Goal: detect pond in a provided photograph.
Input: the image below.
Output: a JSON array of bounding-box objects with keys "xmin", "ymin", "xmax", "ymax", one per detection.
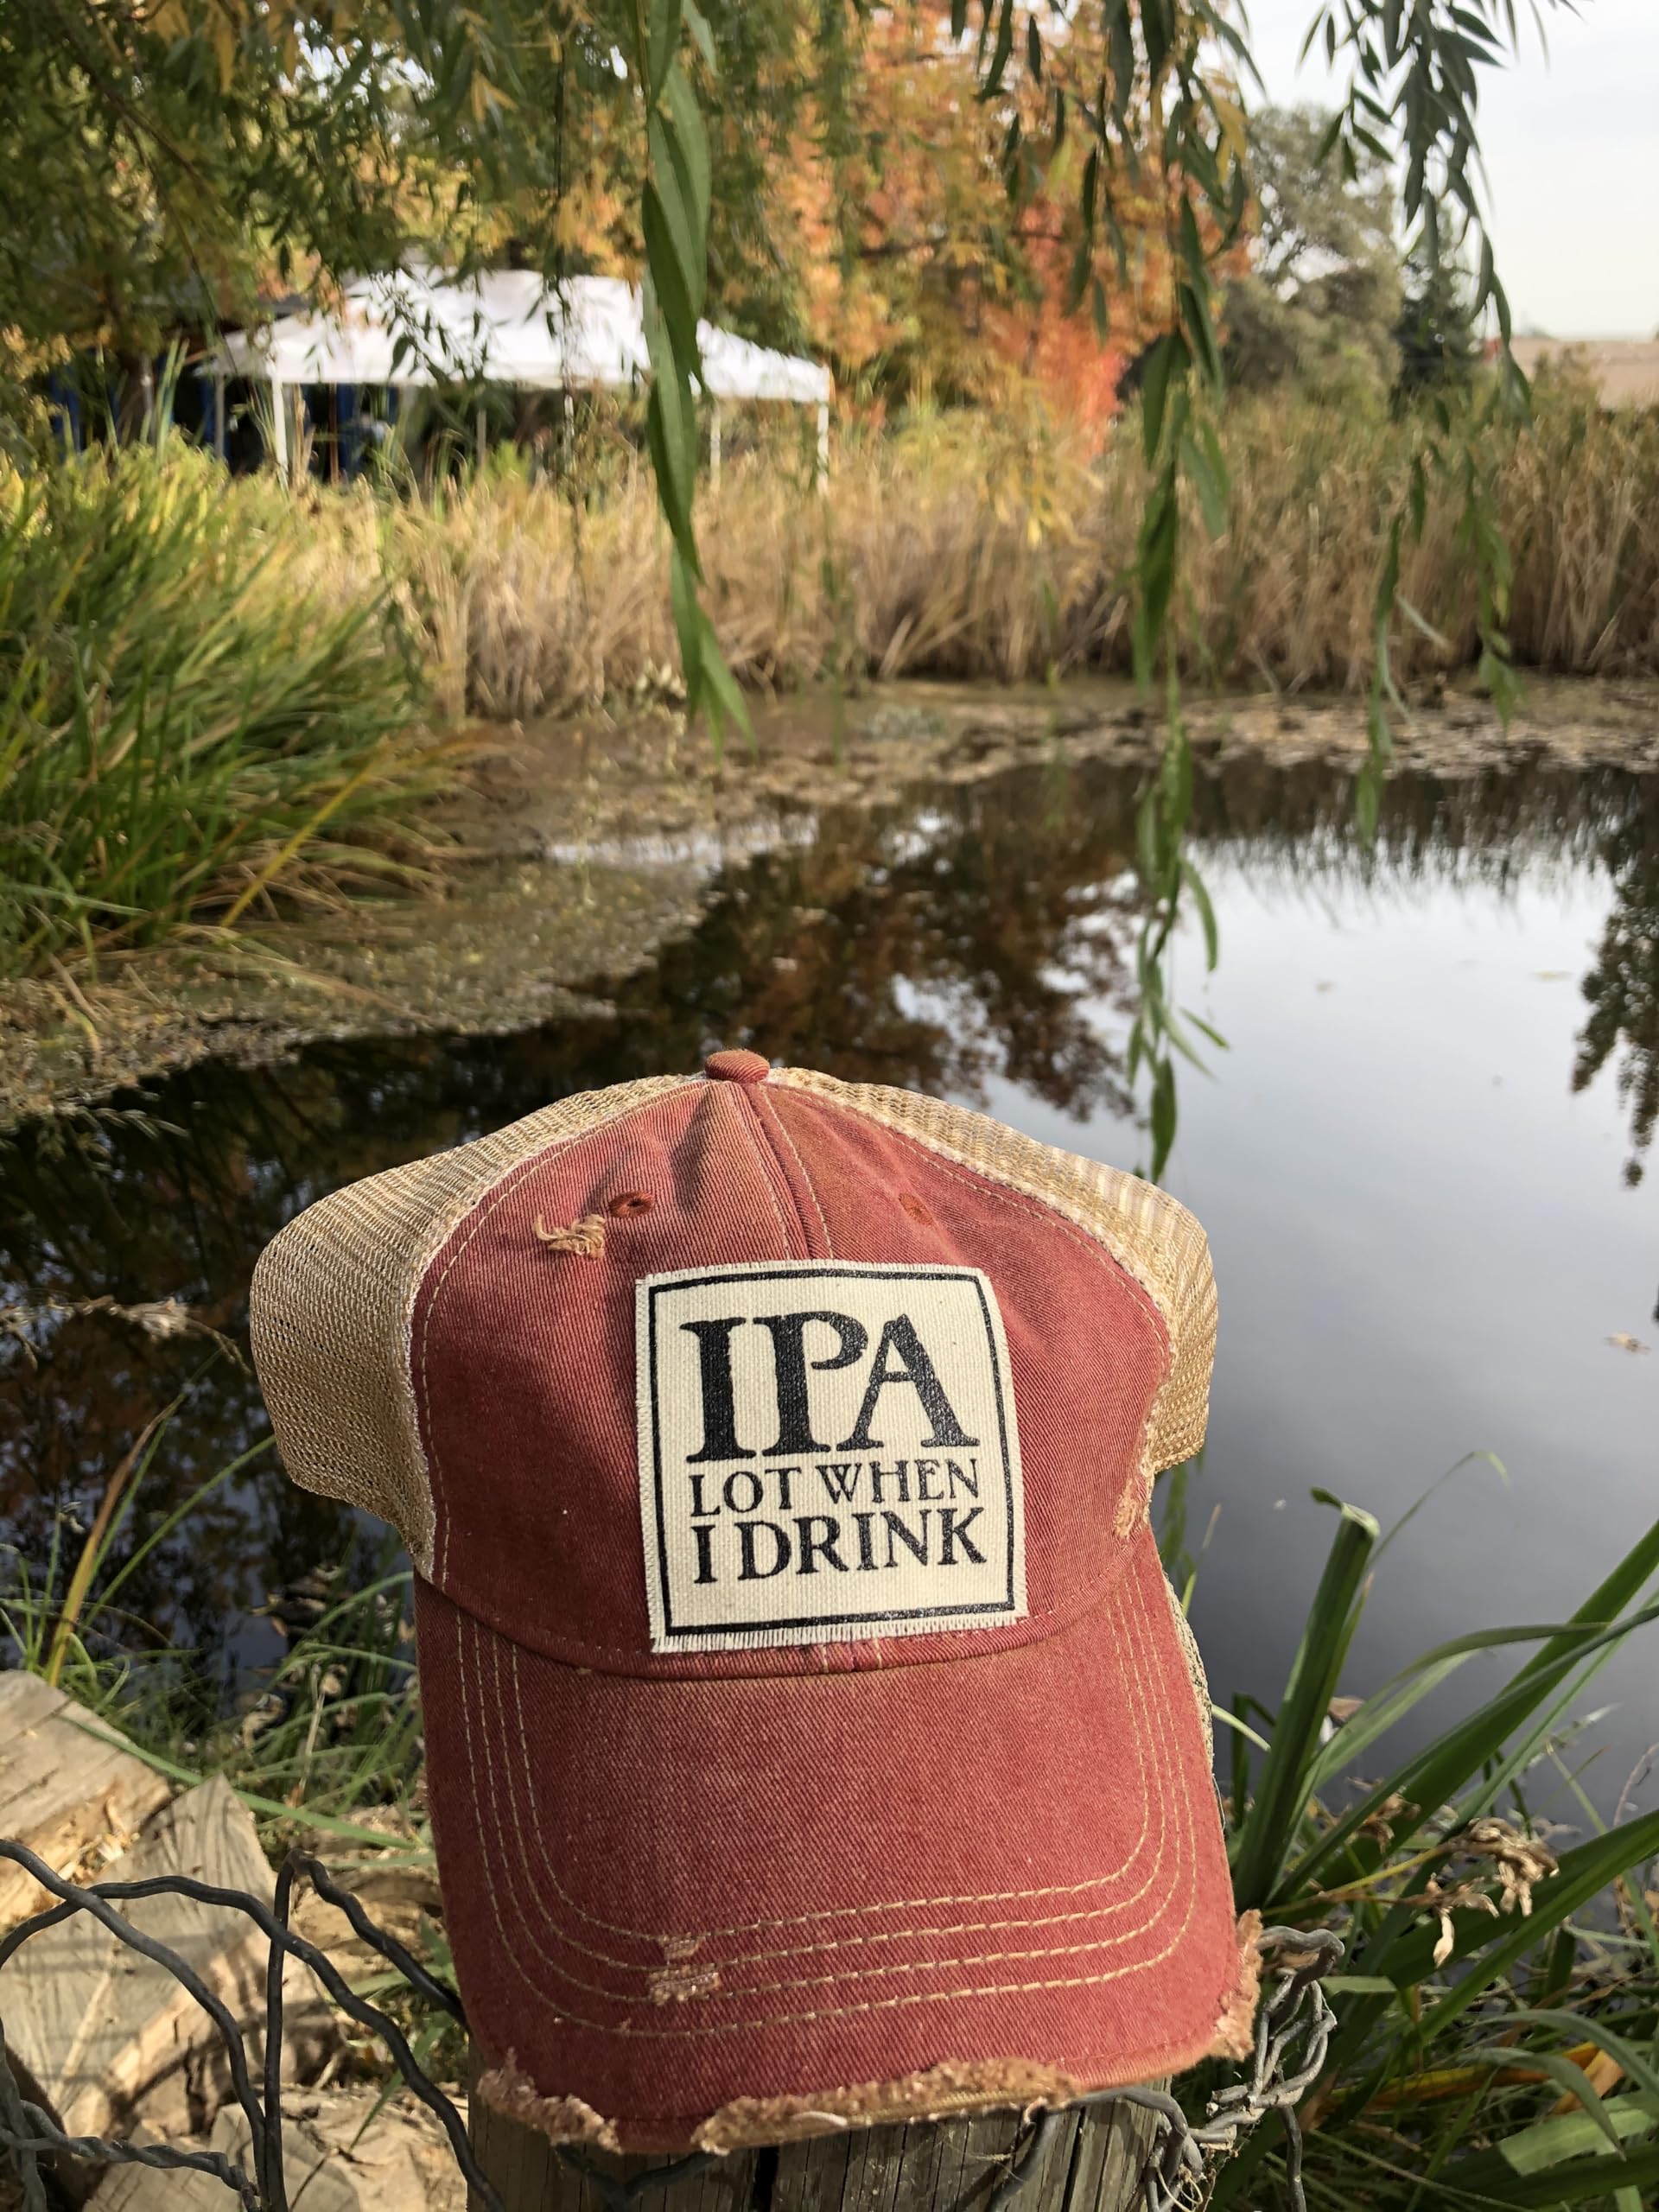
[{"xmin": 3, "ymin": 744, "xmax": 1656, "ymax": 1812}]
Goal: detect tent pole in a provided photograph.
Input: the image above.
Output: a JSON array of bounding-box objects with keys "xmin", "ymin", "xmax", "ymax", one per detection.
[
  {"xmin": 709, "ymin": 402, "xmax": 721, "ymax": 488},
  {"xmin": 816, "ymin": 399, "xmax": 830, "ymax": 491},
  {"xmin": 270, "ymin": 377, "xmax": 289, "ymax": 477},
  {"xmin": 213, "ymin": 367, "xmax": 228, "ymax": 461}
]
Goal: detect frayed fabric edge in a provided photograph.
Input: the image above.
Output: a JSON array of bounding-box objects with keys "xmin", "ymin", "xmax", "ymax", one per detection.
[
  {"xmin": 474, "ymin": 2057, "xmax": 624, "ymax": 2153},
  {"xmin": 474, "ymin": 1911, "xmax": 1266, "ymax": 2157},
  {"xmin": 694, "ymin": 2056, "xmax": 1085, "ymax": 2153},
  {"xmin": 1211, "ymin": 1908, "xmax": 1264, "ymax": 2061}
]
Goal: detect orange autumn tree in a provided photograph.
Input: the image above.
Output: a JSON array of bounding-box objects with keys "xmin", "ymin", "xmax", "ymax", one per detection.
[{"xmin": 753, "ymin": 4, "xmax": 1201, "ymax": 432}]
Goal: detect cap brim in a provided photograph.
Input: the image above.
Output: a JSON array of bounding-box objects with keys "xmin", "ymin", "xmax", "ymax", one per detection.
[{"xmin": 416, "ymin": 1525, "xmax": 1254, "ymax": 2154}]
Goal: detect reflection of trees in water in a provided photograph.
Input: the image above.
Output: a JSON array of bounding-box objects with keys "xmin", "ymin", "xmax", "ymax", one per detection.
[
  {"xmin": 1181, "ymin": 751, "xmax": 1659, "ymax": 1191},
  {"xmin": 1183, "ymin": 749, "xmax": 1636, "ymax": 893},
  {"xmin": 3, "ymin": 744, "xmax": 1655, "ymax": 1675},
  {"xmin": 1572, "ymin": 780, "xmax": 1659, "ymax": 1189},
  {"xmin": 0, "ymin": 762, "xmax": 1145, "ymax": 1666}
]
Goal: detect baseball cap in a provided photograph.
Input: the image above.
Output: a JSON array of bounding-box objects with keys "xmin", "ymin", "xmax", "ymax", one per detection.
[{"xmin": 250, "ymin": 1053, "xmax": 1257, "ymax": 2154}]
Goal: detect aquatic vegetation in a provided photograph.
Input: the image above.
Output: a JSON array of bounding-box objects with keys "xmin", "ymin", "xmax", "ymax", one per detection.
[
  {"xmin": 0, "ymin": 445, "xmax": 452, "ymax": 979},
  {"xmin": 1202, "ymin": 1496, "xmax": 1659, "ymax": 2206}
]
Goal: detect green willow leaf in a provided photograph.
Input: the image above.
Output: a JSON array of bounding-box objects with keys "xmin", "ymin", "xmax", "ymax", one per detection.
[
  {"xmin": 661, "ymin": 61, "xmax": 711, "ymax": 243},
  {"xmin": 1179, "ymin": 429, "xmax": 1227, "ymax": 538},
  {"xmin": 1139, "ymin": 334, "xmax": 1178, "ymax": 467},
  {"xmin": 642, "ymin": 181, "xmax": 701, "ymax": 370},
  {"xmin": 646, "ymin": 0, "xmax": 682, "ymax": 102},
  {"xmin": 1179, "ymin": 859, "xmax": 1218, "ymax": 969},
  {"xmin": 681, "ymin": 0, "xmax": 715, "ymax": 73},
  {"xmin": 669, "ymin": 544, "xmax": 703, "ymax": 716}
]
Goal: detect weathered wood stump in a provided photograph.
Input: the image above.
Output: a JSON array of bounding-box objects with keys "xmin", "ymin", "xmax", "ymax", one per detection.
[{"xmin": 470, "ymin": 2088, "xmax": 1164, "ymax": 2212}]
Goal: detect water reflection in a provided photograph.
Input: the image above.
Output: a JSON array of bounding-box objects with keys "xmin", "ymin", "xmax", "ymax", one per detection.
[
  {"xmin": 1573, "ymin": 777, "xmax": 1659, "ymax": 1191},
  {"xmin": 0, "ymin": 747, "xmax": 1653, "ymax": 1683}
]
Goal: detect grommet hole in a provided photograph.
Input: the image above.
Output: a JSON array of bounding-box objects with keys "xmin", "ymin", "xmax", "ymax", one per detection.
[
  {"xmin": 898, "ymin": 1193, "xmax": 934, "ymax": 1224},
  {"xmin": 608, "ymin": 1192, "xmax": 655, "ymax": 1217}
]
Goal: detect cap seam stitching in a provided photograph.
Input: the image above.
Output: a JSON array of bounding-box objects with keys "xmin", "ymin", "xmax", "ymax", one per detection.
[
  {"xmin": 728, "ymin": 1087, "xmax": 802, "ymax": 1257},
  {"xmin": 755, "ymin": 1090, "xmax": 836, "ymax": 1257}
]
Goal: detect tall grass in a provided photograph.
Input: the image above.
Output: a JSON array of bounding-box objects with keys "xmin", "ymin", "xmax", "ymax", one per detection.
[
  {"xmin": 0, "ymin": 444, "xmax": 449, "ymax": 979},
  {"xmin": 1198, "ymin": 1492, "xmax": 1659, "ymax": 2209},
  {"xmin": 371, "ymin": 372, "xmax": 1659, "ymax": 717},
  {"xmin": 5, "ymin": 378, "xmax": 1652, "ymax": 974}
]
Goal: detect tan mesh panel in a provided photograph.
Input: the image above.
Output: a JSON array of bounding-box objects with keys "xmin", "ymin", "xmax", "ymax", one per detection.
[
  {"xmin": 250, "ymin": 1075, "xmax": 695, "ymax": 1575},
  {"xmin": 770, "ymin": 1069, "xmax": 1217, "ymax": 1524}
]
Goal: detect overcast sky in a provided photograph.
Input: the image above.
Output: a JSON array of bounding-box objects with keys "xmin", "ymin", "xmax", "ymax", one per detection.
[{"xmin": 1237, "ymin": 0, "xmax": 1659, "ymax": 338}]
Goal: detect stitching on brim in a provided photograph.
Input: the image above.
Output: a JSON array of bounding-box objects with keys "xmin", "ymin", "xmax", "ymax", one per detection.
[
  {"xmin": 461, "ymin": 1560, "xmax": 1198, "ymax": 2023},
  {"xmin": 480, "ymin": 1558, "xmax": 1167, "ymax": 1969},
  {"xmin": 474, "ymin": 1915, "xmax": 1263, "ymax": 2152},
  {"xmin": 448, "ymin": 1543, "xmax": 1222, "ymax": 2031}
]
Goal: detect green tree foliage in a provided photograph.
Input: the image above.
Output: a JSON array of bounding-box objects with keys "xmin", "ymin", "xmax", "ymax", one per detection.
[
  {"xmin": 1222, "ymin": 105, "xmax": 1403, "ymax": 398},
  {"xmin": 0, "ymin": 2, "xmax": 817, "ymax": 385}
]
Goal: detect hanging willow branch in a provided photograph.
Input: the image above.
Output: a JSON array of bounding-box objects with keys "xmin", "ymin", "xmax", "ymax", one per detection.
[
  {"xmin": 938, "ymin": 0, "xmax": 1559, "ymax": 1176},
  {"xmin": 632, "ymin": 0, "xmax": 752, "ymax": 757}
]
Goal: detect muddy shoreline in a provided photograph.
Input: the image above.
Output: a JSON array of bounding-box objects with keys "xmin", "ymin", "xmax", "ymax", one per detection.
[{"xmin": 3, "ymin": 674, "xmax": 1656, "ymax": 1126}]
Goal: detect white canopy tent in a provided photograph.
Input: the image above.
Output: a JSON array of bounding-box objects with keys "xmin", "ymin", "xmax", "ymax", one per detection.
[{"xmin": 212, "ymin": 270, "xmax": 831, "ymax": 480}]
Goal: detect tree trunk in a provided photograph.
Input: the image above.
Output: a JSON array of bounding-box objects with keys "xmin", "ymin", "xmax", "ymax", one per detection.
[{"xmin": 469, "ymin": 2087, "xmax": 1164, "ymax": 2212}]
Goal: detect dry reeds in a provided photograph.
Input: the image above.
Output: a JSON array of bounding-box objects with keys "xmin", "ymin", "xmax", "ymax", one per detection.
[{"xmin": 309, "ymin": 372, "xmax": 1657, "ymax": 720}]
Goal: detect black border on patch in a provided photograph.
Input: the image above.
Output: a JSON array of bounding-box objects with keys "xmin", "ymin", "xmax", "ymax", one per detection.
[{"xmin": 645, "ymin": 1265, "xmax": 1019, "ymax": 1641}]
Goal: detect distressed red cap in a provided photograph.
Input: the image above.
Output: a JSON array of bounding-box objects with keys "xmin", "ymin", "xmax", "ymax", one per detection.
[{"xmin": 251, "ymin": 1059, "xmax": 1255, "ymax": 2153}]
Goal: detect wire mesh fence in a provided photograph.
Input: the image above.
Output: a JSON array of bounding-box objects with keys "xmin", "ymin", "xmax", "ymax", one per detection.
[{"xmin": 0, "ymin": 1835, "xmax": 1340, "ymax": 2212}]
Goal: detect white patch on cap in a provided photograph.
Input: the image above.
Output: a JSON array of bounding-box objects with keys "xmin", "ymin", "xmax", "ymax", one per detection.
[{"xmin": 636, "ymin": 1262, "xmax": 1027, "ymax": 1653}]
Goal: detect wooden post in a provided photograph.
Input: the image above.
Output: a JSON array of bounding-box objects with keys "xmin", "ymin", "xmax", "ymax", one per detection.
[{"xmin": 470, "ymin": 2088, "xmax": 1165, "ymax": 2212}]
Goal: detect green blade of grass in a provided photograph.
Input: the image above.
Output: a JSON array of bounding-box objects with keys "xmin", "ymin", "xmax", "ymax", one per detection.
[
  {"xmin": 1451, "ymin": 2094, "xmax": 1659, "ymax": 2183},
  {"xmin": 67, "ymin": 1720, "xmax": 430, "ymax": 1852},
  {"xmin": 1440, "ymin": 2139, "xmax": 1659, "ymax": 2206},
  {"xmin": 1230, "ymin": 1491, "xmax": 1379, "ymax": 1911}
]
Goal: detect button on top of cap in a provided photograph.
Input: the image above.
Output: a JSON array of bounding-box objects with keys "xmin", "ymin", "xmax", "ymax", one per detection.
[{"xmin": 704, "ymin": 1049, "xmax": 770, "ymax": 1084}]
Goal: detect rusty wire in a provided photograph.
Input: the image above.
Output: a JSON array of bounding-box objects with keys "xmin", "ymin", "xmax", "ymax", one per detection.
[{"xmin": 0, "ymin": 1838, "xmax": 1338, "ymax": 2212}]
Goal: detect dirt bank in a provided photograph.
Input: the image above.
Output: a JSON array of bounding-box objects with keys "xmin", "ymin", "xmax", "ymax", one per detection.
[{"xmin": 3, "ymin": 674, "xmax": 1655, "ymax": 1126}]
